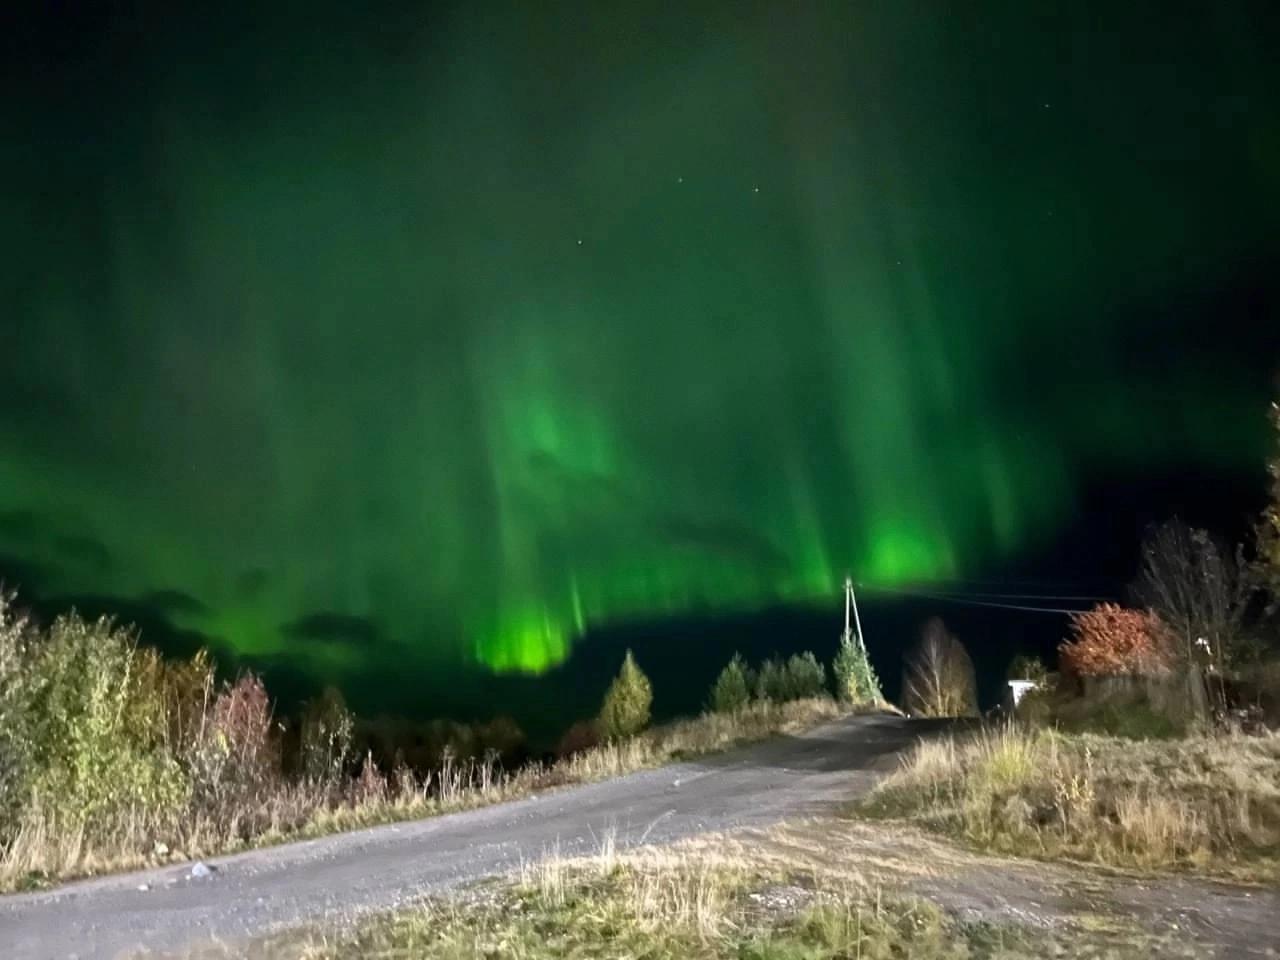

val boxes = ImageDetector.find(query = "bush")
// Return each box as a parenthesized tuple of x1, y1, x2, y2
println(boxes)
(555, 719, 601, 758)
(709, 654, 751, 713)
(475, 715, 527, 765)
(300, 686, 355, 782)
(20, 611, 189, 834)
(1059, 604, 1174, 678)
(0, 594, 35, 824)
(833, 632, 883, 705)
(1256, 400, 1280, 613)
(903, 618, 978, 717)
(186, 672, 279, 819)
(598, 650, 652, 740)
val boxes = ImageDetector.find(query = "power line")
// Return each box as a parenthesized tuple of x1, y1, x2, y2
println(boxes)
(893, 575, 1113, 592)
(919, 590, 1107, 603)
(857, 583, 1095, 615)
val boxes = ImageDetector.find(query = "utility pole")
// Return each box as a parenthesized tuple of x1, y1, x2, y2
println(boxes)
(844, 578, 865, 655)
(844, 576, 868, 658)
(839, 575, 881, 704)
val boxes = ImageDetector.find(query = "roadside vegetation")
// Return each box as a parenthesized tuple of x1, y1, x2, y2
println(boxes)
(856, 398, 1280, 881)
(859, 724, 1280, 882)
(290, 862, 1016, 960)
(246, 829, 1188, 960)
(0, 600, 855, 891)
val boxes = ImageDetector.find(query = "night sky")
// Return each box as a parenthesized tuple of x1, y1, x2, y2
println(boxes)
(3, 2, 1279, 725)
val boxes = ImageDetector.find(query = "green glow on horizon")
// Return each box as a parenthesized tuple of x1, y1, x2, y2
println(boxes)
(0, 3, 1274, 680)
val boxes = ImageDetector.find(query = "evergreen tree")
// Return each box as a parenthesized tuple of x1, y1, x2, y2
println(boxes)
(754, 657, 787, 703)
(833, 630, 883, 705)
(709, 653, 751, 713)
(783, 652, 827, 699)
(598, 649, 653, 740)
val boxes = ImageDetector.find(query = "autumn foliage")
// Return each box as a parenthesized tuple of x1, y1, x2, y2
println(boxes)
(1059, 603, 1174, 678)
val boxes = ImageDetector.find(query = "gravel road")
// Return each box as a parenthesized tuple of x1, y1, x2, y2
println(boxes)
(0, 713, 939, 959)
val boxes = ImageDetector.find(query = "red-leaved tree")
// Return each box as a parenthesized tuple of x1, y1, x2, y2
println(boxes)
(1059, 603, 1174, 678)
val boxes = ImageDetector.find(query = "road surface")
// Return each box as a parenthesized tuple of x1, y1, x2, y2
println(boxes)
(0, 713, 940, 959)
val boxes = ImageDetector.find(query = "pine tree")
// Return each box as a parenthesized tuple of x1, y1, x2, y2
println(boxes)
(833, 630, 883, 705)
(754, 657, 787, 703)
(783, 652, 827, 699)
(709, 653, 751, 713)
(598, 649, 653, 740)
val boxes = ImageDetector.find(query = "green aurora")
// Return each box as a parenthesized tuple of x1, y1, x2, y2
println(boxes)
(2, 3, 1277, 681)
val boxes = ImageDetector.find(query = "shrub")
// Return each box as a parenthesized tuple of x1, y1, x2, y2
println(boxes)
(1010, 669, 1195, 739)
(7, 609, 189, 837)
(475, 715, 527, 764)
(186, 672, 278, 817)
(353, 752, 388, 806)
(0, 594, 35, 824)
(1256, 400, 1280, 613)
(903, 618, 978, 717)
(300, 686, 355, 782)
(555, 719, 601, 758)
(1059, 604, 1174, 678)
(709, 654, 751, 713)
(833, 632, 883, 705)
(783, 652, 827, 700)
(146, 647, 215, 758)
(598, 650, 652, 740)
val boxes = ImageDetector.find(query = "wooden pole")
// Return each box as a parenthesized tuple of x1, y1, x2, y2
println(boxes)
(846, 576, 867, 653)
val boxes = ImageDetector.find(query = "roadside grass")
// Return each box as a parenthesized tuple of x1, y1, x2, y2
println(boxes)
(237, 832, 1191, 960)
(853, 723, 1280, 882)
(0, 697, 844, 891)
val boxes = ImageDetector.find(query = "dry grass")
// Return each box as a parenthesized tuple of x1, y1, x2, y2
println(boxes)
(557, 696, 846, 782)
(227, 827, 1188, 960)
(1, 697, 843, 891)
(856, 723, 1280, 881)
(247, 850, 974, 959)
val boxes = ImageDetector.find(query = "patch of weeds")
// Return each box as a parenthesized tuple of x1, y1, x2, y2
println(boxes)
(853, 724, 1280, 882)
(249, 857, 1178, 960)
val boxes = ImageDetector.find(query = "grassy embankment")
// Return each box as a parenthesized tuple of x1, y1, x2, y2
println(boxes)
(1, 696, 843, 891)
(855, 722, 1280, 883)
